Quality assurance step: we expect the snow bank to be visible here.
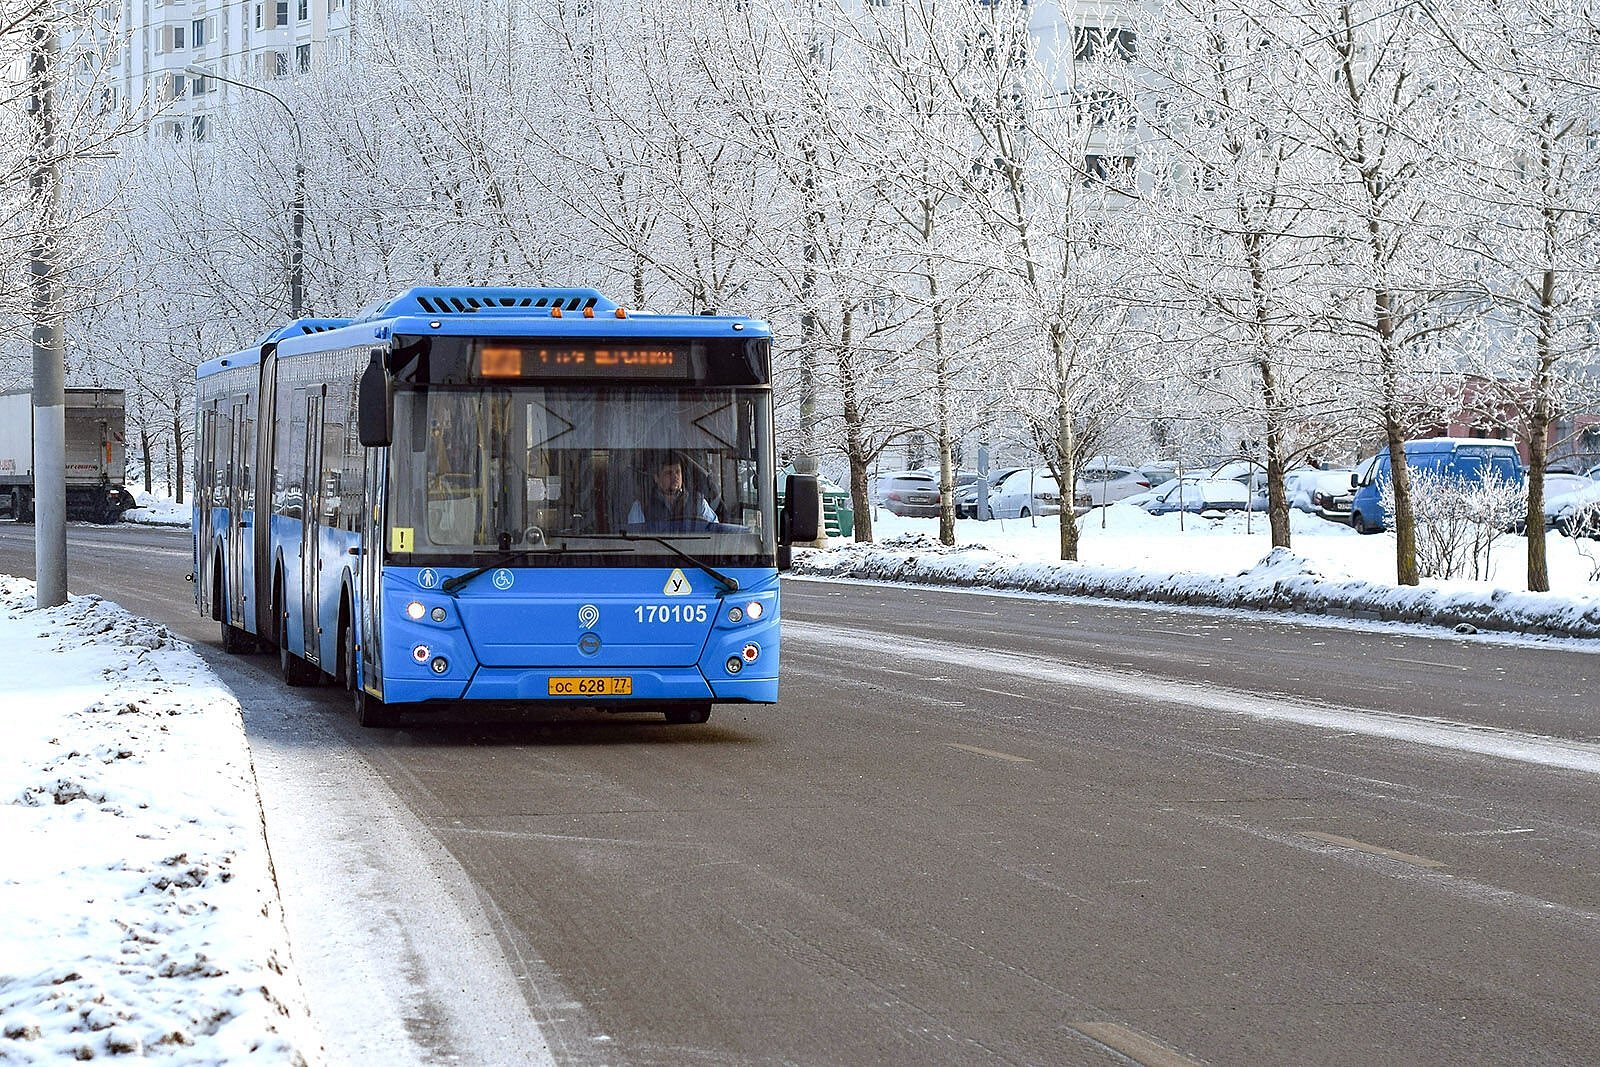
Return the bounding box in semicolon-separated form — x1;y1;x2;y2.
0;578;318;1065
795;534;1600;639
122;493;192;528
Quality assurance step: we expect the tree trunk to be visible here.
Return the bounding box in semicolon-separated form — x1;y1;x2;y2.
172;412;185;505
141;425;153;493
839;311;872;543
1526;266;1557;592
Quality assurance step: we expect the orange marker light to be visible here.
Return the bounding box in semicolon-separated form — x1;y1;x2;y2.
551;306;563;318
615;308;628;318
583;306;595;318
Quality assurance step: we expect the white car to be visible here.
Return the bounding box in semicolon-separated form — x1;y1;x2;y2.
1546;479;1600;537
992;467;1066;518
1074;463;1154;508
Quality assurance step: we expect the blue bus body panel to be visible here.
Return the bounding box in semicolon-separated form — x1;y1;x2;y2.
375;566;781;707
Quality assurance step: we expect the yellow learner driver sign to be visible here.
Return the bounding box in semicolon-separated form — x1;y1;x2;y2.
548;676;633;697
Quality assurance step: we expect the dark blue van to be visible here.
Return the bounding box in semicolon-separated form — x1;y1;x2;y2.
1349;438;1525;533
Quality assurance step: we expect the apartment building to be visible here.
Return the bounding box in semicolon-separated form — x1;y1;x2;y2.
100;0;352;141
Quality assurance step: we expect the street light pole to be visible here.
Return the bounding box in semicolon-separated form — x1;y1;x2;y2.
29;15;67;608
185;65;305;317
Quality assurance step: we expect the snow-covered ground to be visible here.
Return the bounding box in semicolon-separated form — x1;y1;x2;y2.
802;502;1600;637
123;493;192;528
863;501;1600;593
0;577;319;1065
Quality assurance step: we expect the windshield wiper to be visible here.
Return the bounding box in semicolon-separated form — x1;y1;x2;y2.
617;532;740;594
438;543;628;594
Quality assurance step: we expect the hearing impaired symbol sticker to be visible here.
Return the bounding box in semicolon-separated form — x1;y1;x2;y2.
664;568;692;596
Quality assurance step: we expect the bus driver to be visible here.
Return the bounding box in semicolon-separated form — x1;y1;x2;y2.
627;452;716;531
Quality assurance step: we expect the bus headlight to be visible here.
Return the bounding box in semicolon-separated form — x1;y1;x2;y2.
406;601;426;620
745;601;764;620
431;657;448;674
728;606;743;623
430;606;447;622
412;644;430;663
725;656;743;674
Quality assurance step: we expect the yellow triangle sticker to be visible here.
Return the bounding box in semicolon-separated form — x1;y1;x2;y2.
663;568;692;596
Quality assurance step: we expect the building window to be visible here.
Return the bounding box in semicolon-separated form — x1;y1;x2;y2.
255;3;262;29
274;50;289;77
192;115;210;142
191;74;208;95
295;43;312;72
277;0;289;26
298;0;308;18
1073;26;1137;62
328;0;344;12
1083;154;1136;186
192;17;206;46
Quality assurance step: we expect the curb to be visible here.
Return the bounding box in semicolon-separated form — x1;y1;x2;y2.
792;540;1600;640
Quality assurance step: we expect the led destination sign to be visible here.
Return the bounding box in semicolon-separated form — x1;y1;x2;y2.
476;340;689;380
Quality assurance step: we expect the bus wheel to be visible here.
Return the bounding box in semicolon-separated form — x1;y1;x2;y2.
346;618;399;728
277;609;320;687
221;619;255;654
664;703;712;725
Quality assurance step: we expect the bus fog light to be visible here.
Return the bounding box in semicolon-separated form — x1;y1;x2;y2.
725;656;743;674
745;601;764;620
406;601;426;620
728;606;743;623
430;606;447;622
412;644;430;663
431;657;448;674
742;643;760;662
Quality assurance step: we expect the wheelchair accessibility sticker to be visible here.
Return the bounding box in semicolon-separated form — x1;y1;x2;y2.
492;569;515;590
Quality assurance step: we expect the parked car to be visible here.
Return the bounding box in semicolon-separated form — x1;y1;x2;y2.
991;467;1067;518
1137;464;1177;489
1288;468;1356;523
1123;475;1199;510
1586;464;1600;481
871;468;980;517
872;470;941;517
1349;438;1525;534
1548;480;1600;537
1075;463;1154;508
1507;472;1600;535
956;467;1025;519
1140;478;1251;515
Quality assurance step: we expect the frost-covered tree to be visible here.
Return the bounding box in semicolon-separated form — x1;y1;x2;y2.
1136;0;1357;549
1434;0;1600;590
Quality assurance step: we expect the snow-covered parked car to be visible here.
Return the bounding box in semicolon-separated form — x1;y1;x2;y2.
1547;478;1600;538
1140;478;1251;515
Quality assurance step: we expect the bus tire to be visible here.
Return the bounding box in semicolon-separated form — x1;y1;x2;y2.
221;620;255;654
664;702;712;725
345;618;398;727
277;605;320;687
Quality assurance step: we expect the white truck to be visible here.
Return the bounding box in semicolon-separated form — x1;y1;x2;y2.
0;387;137;524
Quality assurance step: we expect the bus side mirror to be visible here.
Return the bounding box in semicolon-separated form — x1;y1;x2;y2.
1349;473;1358;489
357;353;391;447
780;473;821;546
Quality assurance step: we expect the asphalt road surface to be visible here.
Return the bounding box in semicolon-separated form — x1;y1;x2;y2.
4;521;1599;1066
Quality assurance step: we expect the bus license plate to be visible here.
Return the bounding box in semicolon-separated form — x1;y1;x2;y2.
548;676;633;697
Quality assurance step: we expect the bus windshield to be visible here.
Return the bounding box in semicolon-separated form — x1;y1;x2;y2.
387;385;776;564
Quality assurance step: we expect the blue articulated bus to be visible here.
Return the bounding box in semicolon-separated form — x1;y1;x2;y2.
194;286;819;727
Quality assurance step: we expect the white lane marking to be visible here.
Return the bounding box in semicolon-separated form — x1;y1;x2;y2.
790;621;1600;777
948;743;1033;764
1298;831;1447;869
1384;656;1471;672
1072;1021;1203;1067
